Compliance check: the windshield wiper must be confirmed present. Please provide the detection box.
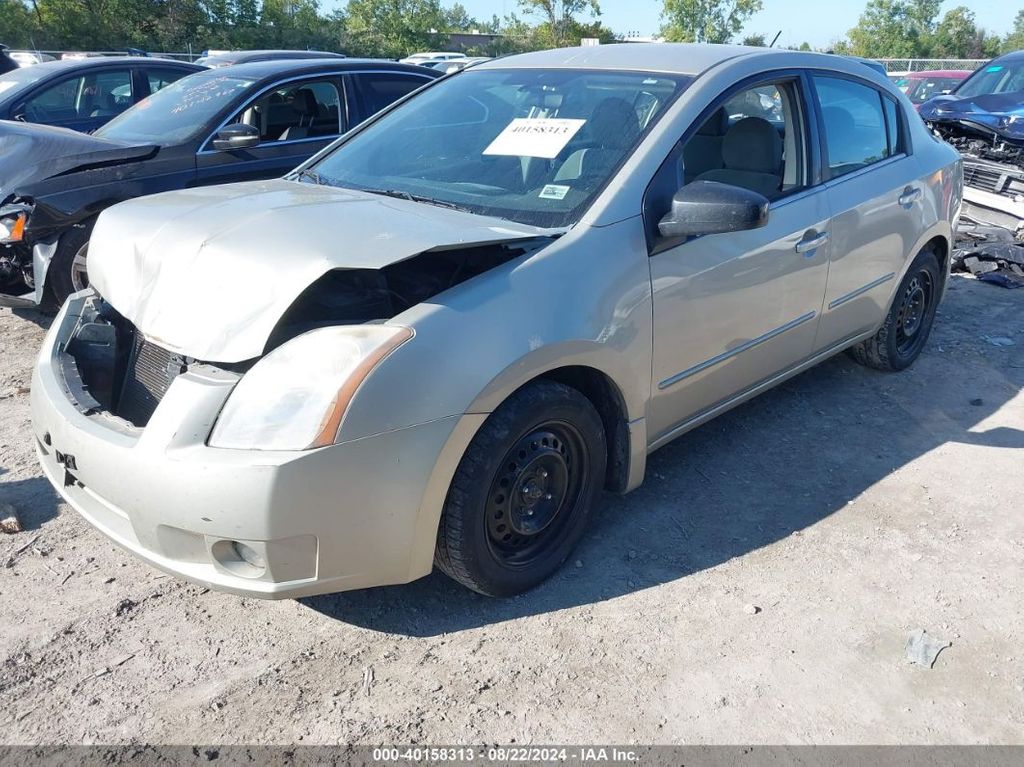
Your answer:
[362,188,466,211]
[293,168,329,185]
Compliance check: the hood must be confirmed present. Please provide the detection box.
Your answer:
[919,91,1024,142]
[0,120,156,199]
[89,179,561,363]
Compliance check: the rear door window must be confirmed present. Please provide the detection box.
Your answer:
[146,66,191,96]
[21,68,133,125]
[350,72,431,120]
[813,76,893,179]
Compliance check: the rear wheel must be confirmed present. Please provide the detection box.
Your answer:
[848,248,941,372]
[435,381,606,596]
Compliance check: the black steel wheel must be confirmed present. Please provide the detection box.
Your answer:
[435,380,606,596]
[848,248,942,372]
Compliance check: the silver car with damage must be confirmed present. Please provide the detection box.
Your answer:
[32,44,962,598]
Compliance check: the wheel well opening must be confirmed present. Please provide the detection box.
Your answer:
[924,235,949,282]
[538,366,630,494]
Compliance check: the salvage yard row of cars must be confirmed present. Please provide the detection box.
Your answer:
[5,43,967,598]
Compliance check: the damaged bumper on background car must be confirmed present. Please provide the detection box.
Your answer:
[921,99,1024,236]
[921,97,1024,287]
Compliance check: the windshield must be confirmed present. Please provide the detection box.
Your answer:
[956,60,1024,98]
[906,76,965,104]
[308,68,690,228]
[95,73,254,144]
[0,65,48,97]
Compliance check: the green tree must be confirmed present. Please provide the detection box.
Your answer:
[931,6,999,58]
[846,0,940,58]
[517,0,601,48]
[661,0,763,44]
[0,0,42,47]
[741,33,765,46]
[1004,9,1024,53]
[338,0,448,59]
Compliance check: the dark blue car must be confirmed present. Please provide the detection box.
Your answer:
[0,56,202,133]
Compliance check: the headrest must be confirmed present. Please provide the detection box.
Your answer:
[589,97,640,149]
[697,107,729,136]
[722,116,783,174]
[291,89,318,116]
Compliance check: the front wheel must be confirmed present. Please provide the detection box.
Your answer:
[848,248,941,372]
[435,380,607,596]
[48,222,93,308]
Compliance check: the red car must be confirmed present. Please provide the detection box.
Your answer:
[896,69,972,110]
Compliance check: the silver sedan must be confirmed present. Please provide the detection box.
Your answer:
[32,44,962,598]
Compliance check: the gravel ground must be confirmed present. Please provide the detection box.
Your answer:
[1,275,1022,745]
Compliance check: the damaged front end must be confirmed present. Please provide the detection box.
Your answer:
[922,97,1024,286]
[0,199,39,307]
[923,102,1024,236]
[61,236,555,433]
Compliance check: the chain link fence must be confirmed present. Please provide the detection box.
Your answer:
[877,58,988,74]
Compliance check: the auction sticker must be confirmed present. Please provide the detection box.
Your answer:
[484,118,586,159]
[539,184,570,200]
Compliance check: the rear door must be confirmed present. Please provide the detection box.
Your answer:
[810,74,924,351]
[195,74,347,185]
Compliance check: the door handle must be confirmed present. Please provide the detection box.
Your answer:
[899,187,922,206]
[795,231,829,254]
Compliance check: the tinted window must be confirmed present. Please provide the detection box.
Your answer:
[882,96,901,154]
[231,78,342,141]
[813,76,890,178]
[956,60,1024,98]
[147,67,190,95]
[22,68,132,124]
[96,74,255,144]
[353,73,430,117]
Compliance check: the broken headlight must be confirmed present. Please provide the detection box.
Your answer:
[208,324,412,451]
[0,212,27,244]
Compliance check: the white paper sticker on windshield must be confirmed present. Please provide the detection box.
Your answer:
[539,184,570,200]
[483,118,586,159]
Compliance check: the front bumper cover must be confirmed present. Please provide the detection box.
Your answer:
[31,294,474,598]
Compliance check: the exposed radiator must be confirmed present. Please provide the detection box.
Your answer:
[116,333,185,427]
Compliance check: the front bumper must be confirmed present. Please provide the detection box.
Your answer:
[0,238,57,308]
[31,295,474,598]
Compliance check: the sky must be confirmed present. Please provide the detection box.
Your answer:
[370,0,1016,49]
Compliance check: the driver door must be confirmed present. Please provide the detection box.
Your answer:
[644,75,832,444]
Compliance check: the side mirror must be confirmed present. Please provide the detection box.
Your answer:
[658,180,770,239]
[211,123,260,151]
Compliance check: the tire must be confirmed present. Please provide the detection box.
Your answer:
[435,380,607,597]
[848,248,941,372]
[48,221,93,308]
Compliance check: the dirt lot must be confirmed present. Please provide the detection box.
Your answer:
[1,275,1022,745]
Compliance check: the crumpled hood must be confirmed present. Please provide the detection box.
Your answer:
[90,179,559,362]
[0,120,156,199]
[919,91,1024,142]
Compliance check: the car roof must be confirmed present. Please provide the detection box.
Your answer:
[189,57,437,81]
[7,56,199,74]
[477,43,786,75]
[202,50,346,63]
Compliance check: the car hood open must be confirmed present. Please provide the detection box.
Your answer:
[919,91,1024,142]
[89,179,562,363]
[0,120,156,199]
